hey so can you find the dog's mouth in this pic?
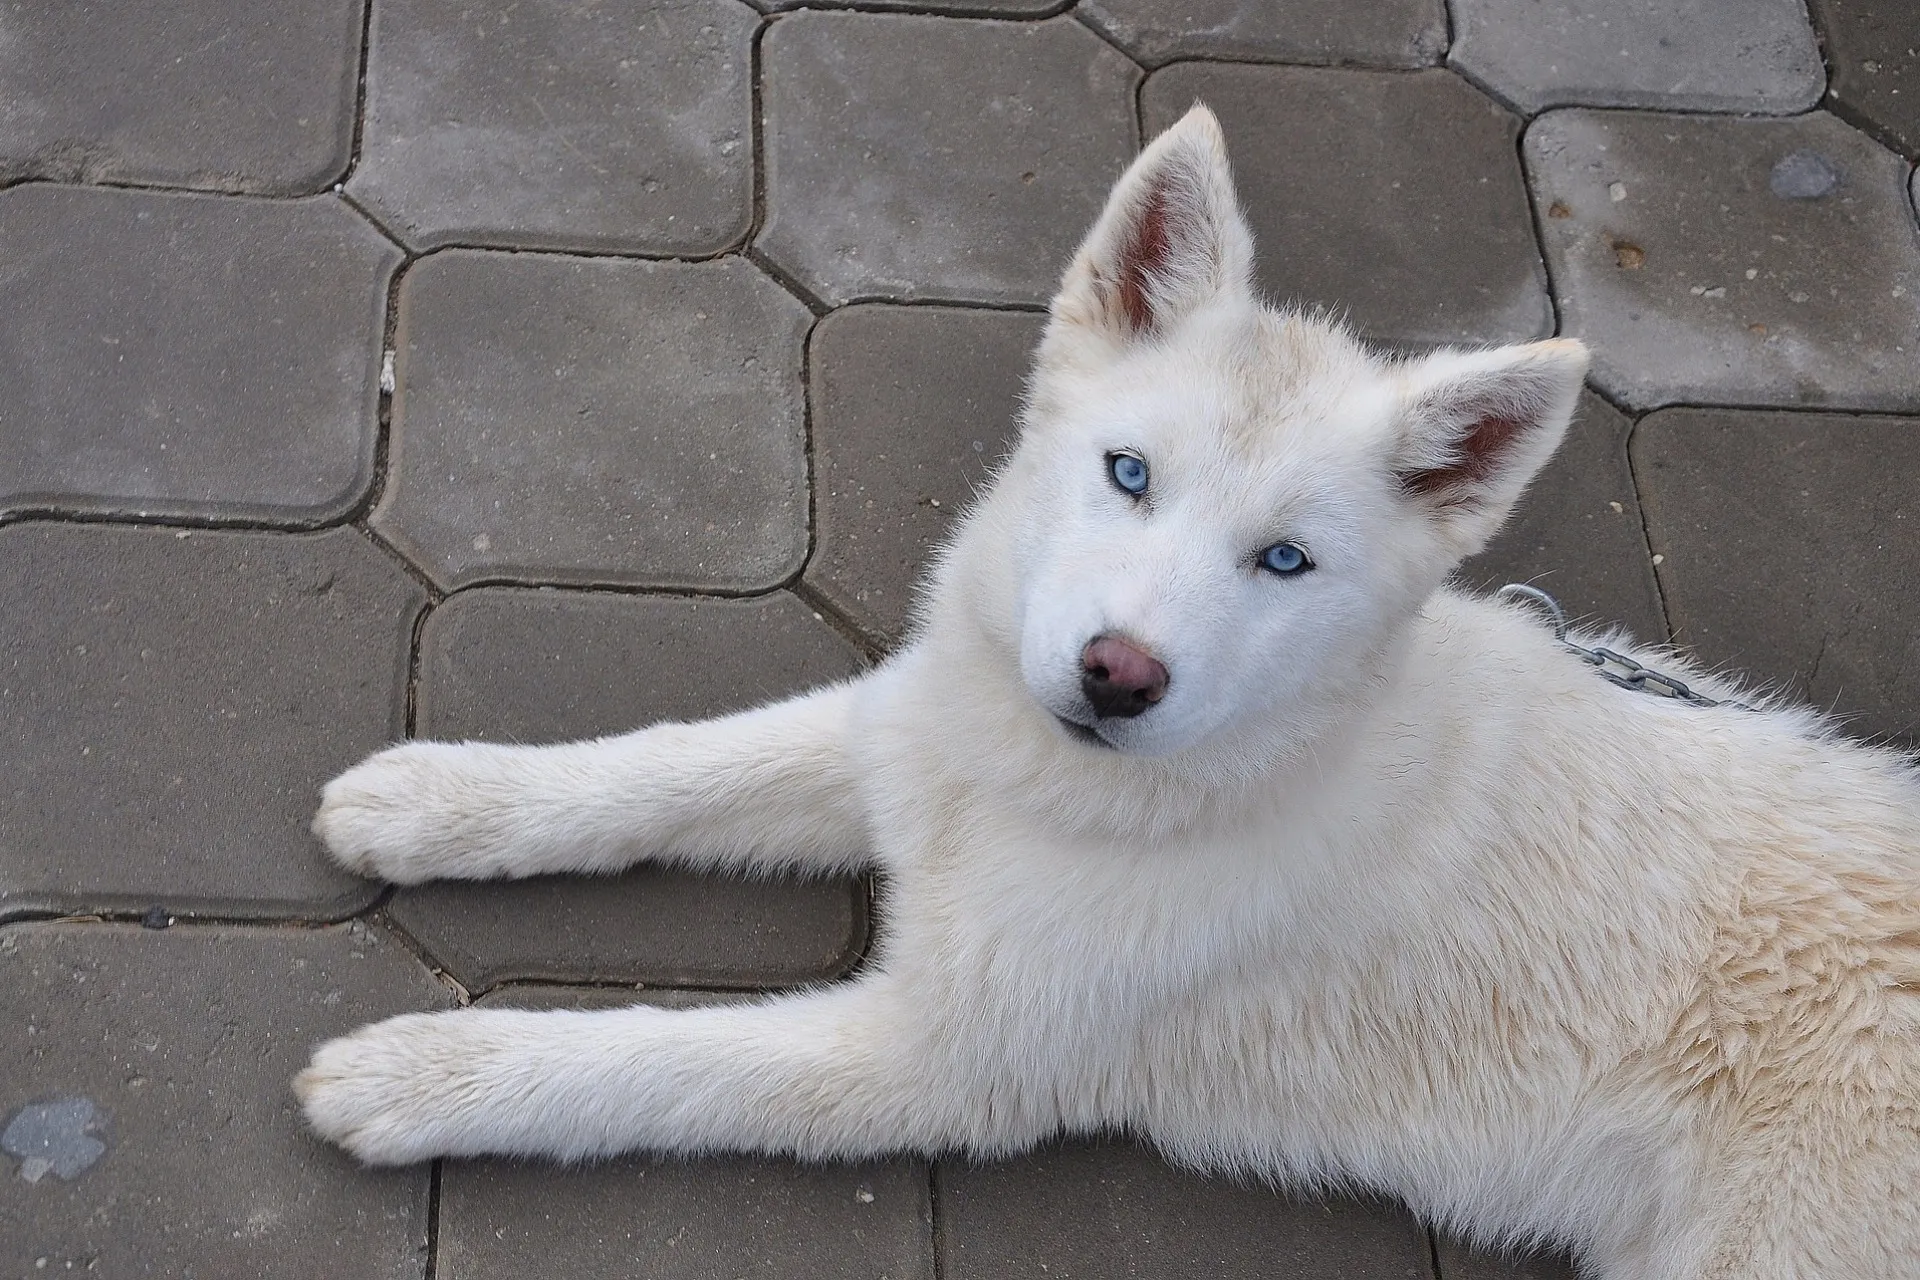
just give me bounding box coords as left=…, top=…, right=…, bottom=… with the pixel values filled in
left=1052, top=714, right=1114, bottom=749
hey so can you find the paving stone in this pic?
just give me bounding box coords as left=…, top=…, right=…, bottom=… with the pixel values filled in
left=433, top=984, right=933, bottom=1280
left=0, top=0, right=363, bottom=193
left=350, top=0, right=754, bottom=254
left=387, top=588, right=867, bottom=989
left=1143, top=64, right=1550, bottom=349
left=1079, top=0, right=1445, bottom=68
left=807, top=305, right=1043, bottom=644
left=1450, top=0, right=1824, bottom=115
left=0, top=920, right=449, bottom=1278
left=1811, top=0, right=1920, bottom=155
left=1434, top=1237, right=1579, bottom=1279
left=1526, top=110, right=1920, bottom=412
left=0, top=524, right=423, bottom=921
left=940, top=1139, right=1434, bottom=1279
left=372, top=252, right=810, bottom=592
left=764, top=0, right=1052, bottom=12
left=1459, top=390, right=1666, bottom=642
left=758, top=12, right=1138, bottom=307
left=1633, top=407, right=1920, bottom=744
left=0, top=186, right=398, bottom=526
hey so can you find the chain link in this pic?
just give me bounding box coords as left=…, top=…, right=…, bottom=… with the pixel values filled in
left=1496, top=584, right=1749, bottom=711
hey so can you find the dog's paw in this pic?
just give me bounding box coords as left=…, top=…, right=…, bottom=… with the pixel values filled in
left=295, top=1014, right=477, bottom=1165
left=312, top=741, right=519, bottom=884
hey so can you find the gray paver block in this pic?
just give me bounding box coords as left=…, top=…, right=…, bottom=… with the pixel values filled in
left=765, top=0, right=1052, bottom=11
left=350, top=0, right=754, bottom=255
left=758, top=12, right=1139, bottom=306
left=939, top=1139, right=1435, bottom=1278
left=807, top=305, right=1044, bottom=644
left=1526, top=110, right=1920, bottom=412
left=1079, top=0, right=1445, bottom=68
left=0, top=0, right=363, bottom=193
left=372, top=252, right=810, bottom=592
left=1633, top=407, right=1920, bottom=745
left=1811, top=0, right=1920, bottom=155
left=1435, top=1237, right=1579, bottom=1279
left=1450, top=0, right=1824, bottom=115
left=1460, top=390, right=1665, bottom=642
left=0, top=921, right=449, bottom=1277
left=1143, top=64, right=1550, bottom=349
left=435, top=985, right=933, bottom=1280
left=0, top=524, right=423, bottom=921
left=0, top=186, right=398, bottom=525
left=387, top=588, right=866, bottom=989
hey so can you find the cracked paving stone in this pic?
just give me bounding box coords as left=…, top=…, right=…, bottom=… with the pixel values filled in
left=1526, top=110, right=1920, bottom=412
left=432, top=986, right=933, bottom=1280
left=0, top=0, right=364, bottom=193
left=1810, top=0, right=1920, bottom=156
left=372, top=252, right=810, bottom=592
left=387, top=588, right=867, bottom=989
left=0, top=921, right=449, bottom=1278
left=1143, top=64, right=1550, bottom=349
left=1460, top=390, right=1665, bottom=642
left=806, top=305, right=1044, bottom=645
left=1450, top=0, right=1823, bottom=115
left=0, top=524, right=423, bottom=921
left=1435, top=1237, right=1580, bottom=1279
left=939, top=1139, right=1433, bottom=1279
left=350, top=0, right=755, bottom=254
left=1079, top=0, right=1445, bottom=68
left=1633, top=407, right=1920, bottom=746
left=758, top=12, right=1138, bottom=306
left=0, top=186, right=398, bottom=526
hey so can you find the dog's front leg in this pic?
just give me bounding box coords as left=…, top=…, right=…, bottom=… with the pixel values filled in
left=313, top=679, right=876, bottom=885
left=296, top=978, right=1000, bottom=1166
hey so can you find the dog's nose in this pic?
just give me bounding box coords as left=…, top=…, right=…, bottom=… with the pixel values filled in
left=1081, top=634, right=1169, bottom=719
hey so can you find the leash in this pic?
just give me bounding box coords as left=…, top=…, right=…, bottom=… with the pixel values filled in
left=1495, top=584, right=1750, bottom=711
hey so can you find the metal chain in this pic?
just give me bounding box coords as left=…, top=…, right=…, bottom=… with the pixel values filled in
left=1496, top=584, right=1749, bottom=711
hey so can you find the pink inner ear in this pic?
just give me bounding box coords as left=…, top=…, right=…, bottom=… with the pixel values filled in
left=1398, top=411, right=1526, bottom=501
left=1116, top=183, right=1173, bottom=333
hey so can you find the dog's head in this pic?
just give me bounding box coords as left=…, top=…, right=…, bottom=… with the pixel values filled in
left=992, top=106, right=1586, bottom=761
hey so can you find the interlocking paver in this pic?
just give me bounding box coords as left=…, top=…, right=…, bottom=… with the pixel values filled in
left=1526, top=110, right=1920, bottom=412
left=939, top=1139, right=1434, bottom=1278
left=1434, top=1238, right=1579, bottom=1279
left=807, top=305, right=1043, bottom=644
left=1460, top=390, right=1666, bottom=641
left=350, top=0, right=754, bottom=254
left=387, top=588, right=866, bottom=989
left=0, top=186, right=398, bottom=525
left=371, top=251, right=810, bottom=592
left=1142, top=64, right=1550, bottom=349
left=0, top=0, right=363, bottom=193
left=1450, top=0, right=1824, bottom=115
left=1633, top=407, right=1920, bottom=745
left=758, top=12, right=1138, bottom=306
left=1079, top=0, right=1445, bottom=68
left=0, top=920, right=449, bottom=1277
left=434, top=985, right=934, bottom=1280
left=0, top=524, right=422, bottom=921
left=1811, top=0, right=1920, bottom=155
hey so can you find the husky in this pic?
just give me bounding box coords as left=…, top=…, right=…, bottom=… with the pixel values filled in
left=298, top=107, right=1920, bottom=1278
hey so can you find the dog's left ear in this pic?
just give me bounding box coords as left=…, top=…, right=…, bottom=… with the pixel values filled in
left=1391, top=339, right=1589, bottom=556
left=1047, top=104, right=1255, bottom=346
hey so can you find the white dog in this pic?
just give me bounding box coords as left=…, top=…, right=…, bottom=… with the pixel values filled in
left=299, top=108, right=1920, bottom=1278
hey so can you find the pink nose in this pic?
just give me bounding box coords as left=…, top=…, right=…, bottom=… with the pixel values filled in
left=1081, top=634, right=1169, bottom=719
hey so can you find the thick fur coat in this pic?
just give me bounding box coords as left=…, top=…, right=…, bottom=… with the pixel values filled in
left=298, top=109, right=1920, bottom=1278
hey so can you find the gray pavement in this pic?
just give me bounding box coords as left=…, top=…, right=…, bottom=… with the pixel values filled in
left=4, top=0, right=1919, bottom=1275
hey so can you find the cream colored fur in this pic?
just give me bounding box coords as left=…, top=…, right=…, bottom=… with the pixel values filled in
left=297, top=108, right=1920, bottom=1278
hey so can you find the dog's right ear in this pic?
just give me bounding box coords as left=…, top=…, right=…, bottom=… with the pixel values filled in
left=1047, top=105, right=1255, bottom=346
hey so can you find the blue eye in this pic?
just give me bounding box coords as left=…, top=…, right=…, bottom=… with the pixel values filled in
left=1109, top=453, right=1149, bottom=496
left=1260, top=542, right=1312, bottom=575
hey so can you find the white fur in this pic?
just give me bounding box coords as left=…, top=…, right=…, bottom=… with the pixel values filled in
left=299, top=108, right=1920, bottom=1279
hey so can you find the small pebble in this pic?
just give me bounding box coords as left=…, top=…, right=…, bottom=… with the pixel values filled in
left=141, top=907, right=171, bottom=930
